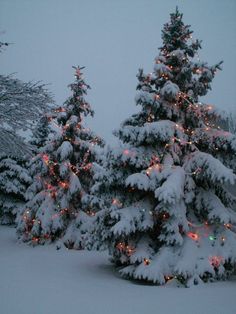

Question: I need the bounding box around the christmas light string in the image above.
[114,218,233,272]
[186,220,231,243]
[24,145,96,242]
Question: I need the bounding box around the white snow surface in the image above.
[0,226,236,314]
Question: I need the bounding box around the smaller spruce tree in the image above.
[17,66,104,246]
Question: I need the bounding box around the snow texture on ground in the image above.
[0,226,236,314]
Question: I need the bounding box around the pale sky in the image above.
[0,0,235,143]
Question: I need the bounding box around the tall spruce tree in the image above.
[17,66,104,245]
[92,8,236,286]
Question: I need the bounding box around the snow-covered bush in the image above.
[0,155,31,225]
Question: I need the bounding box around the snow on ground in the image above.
[0,226,236,314]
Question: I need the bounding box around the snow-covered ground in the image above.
[0,226,236,314]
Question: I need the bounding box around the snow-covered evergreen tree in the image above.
[17,66,103,246]
[93,8,236,286]
[0,154,31,225]
[82,146,114,250]
[30,116,51,149]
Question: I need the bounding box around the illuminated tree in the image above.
[17,66,104,245]
[93,8,236,286]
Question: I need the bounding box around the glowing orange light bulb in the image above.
[187,232,199,241]
[144,258,150,266]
